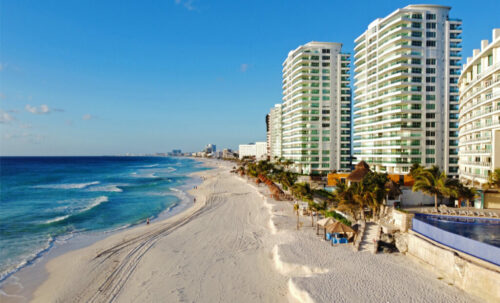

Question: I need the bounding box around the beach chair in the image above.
[459,210,467,216]
[326,233,332,241]
[466,211,475,216]
[448,209,457,215]
[491,212,499,218]
[332,238,339,245]
[340,238,348,244]
[440,209,449,215]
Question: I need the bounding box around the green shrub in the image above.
[324,210,351,226]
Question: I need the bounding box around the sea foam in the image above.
[36,181,100,190]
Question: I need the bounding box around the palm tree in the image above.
[409,163,423,179]
[293,203,300,230]
[456,184,477,208]
[488,168,500,188]
[412,165,451,209]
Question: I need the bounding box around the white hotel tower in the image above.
[281,42,351,174]
[458,29,500,186]
[353,5,461,176]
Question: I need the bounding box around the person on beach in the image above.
[146,218,150,225]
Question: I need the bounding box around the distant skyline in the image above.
[1,0,498,155]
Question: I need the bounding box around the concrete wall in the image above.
[392,210,414,232]
[400,188,435,206]
[407,233,500,303]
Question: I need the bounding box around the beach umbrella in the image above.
[316,217,336,237]
[325,221,355,235]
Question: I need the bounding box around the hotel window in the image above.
[322,123,330,127]
[426,149,435,154]
[411,41,422,47]
[426,13,436,20]
[426,122,436,127]
[426,41,436,47]
[426,76,436,82]
[426,140,435,145]
[426,113,435,119]
[426,22,436,29]
[426,158,435,164]
[322,69,330,73]
[322,62,330,67]
[426,67,436,74]
[488,54,493,66]
[426,86,435,92]
[411,13,422,19]
[477,63,481,74]
[426,58,436,65]
[426,104,435,110]
[322,76,330,80]
[412,31,422,37]
[322,49,330,54]
[426,31,436,38]
[322,56,330,60]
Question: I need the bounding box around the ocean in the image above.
[0,156,206,282]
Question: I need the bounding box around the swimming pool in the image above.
[414,214,500,248]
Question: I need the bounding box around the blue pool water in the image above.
[414,214,500,248]
[0,156,206,281]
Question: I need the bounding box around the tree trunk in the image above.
[434,194,438,209]
[311,212,314,227]
[296,212,300,230]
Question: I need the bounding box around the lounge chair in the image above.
[332,238,339,245]
[440,209,449,215]
[339,238,348,244]
[490,212,499,218]
[466,211,475,216]
[459,210,467,216]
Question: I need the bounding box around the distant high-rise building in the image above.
[459,28,500,186]
[281,41,351,174]
[353,4,462,176]
[268,104,282,161]
[204,144,216,154]
[266,114,271,158]
[239,142,267,160]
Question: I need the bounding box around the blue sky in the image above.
[0,0,498,155]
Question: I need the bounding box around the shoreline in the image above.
[0,158,211,303]
[1,158,482,302]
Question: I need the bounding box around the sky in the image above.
[0,0,498,155]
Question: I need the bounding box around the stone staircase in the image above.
[359,222,379,253]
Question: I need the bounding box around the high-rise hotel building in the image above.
[268,104,283,161]
[458,29,500,186]
[281,42,351,174]
[353,5,461,176]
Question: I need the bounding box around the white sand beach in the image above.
[25,159,480,302]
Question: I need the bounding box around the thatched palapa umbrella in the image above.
[316,217,336,237]
[325,222,355,245]
[347,161,371,183]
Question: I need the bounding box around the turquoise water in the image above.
[0,156,205,281]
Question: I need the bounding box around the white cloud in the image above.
[0,110,15,123]
[24,104,63,114]
[25,104,51,114]
[175,0,196,11]
[82,114,92,120]
[240,63,249,72]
